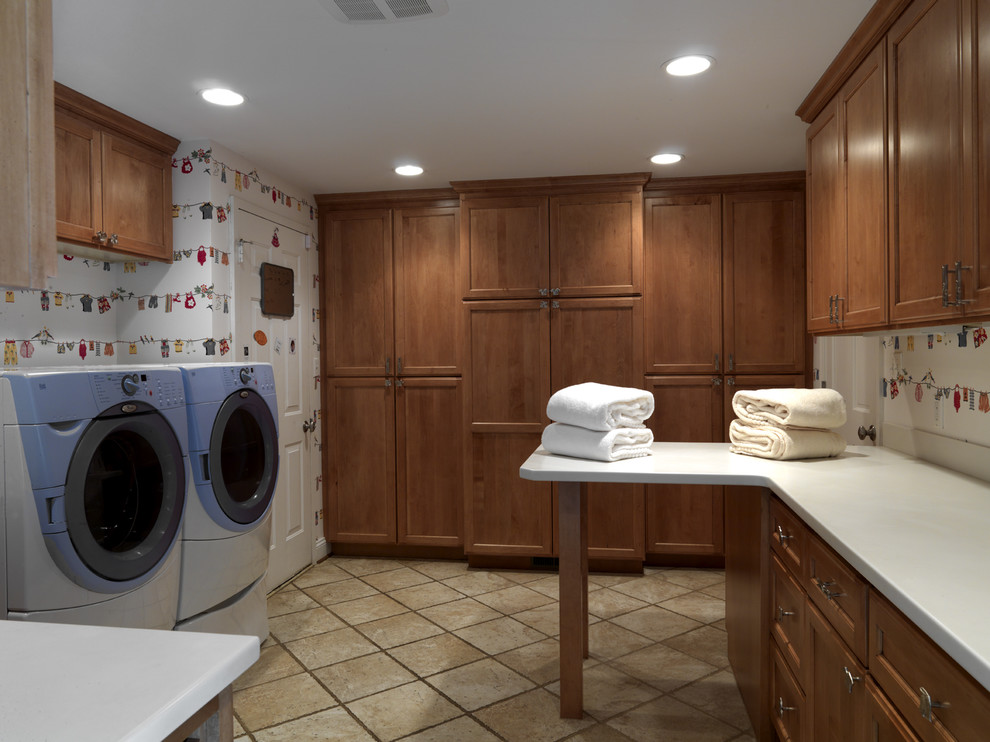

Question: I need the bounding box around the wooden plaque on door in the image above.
[260,262,294,318]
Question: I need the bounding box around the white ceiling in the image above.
[51,0,873,196]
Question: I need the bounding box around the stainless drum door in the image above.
[63,405,186,583]
[208,390,278,525]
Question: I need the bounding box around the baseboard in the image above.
[882,423,990,482]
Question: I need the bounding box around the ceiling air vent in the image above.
[320,0,449,24]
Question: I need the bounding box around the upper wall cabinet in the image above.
[452,173,649,300]
[54,83,179,262]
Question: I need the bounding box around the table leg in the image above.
[558,481,588,719]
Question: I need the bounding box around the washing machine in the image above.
[173,363,278,642]
[1,365,188,629]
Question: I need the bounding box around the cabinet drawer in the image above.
[870,591,990,742]
[771,552,808,685]
[806,532,869,663]
[771,640,807,741]
[770,498,807,577]
[868,677,922,742]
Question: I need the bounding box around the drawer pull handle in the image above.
[776,606,796,622]
[815,579,845,601]
[919,687,950,722]
[776,697,796,718]
[843,667,862,694]
[776,524,793,546]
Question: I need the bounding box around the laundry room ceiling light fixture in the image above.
[651,153,683,165]
[395,164,424,176]
[199,88,245,106]
[664,55,715,77]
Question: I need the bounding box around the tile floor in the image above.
[231,556,756,742]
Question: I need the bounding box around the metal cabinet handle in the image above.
[714,353,720,371]
[857,425,876,441]
[397,357,403,375]
[815,579,845,601]
[551,287,560,296]
[396,378,404,387]
[777,606,796,622]
[843,667,862,694]
[828,295,835,323]
[943,262,974,306]
[540,300,548,309]
[728,354,734,371]
[834,296,844,323]
[538,288,548,297]
[109,233,119,246]
[726,377,735,386]
[919,687,950,723]
[385,378,391,388]
[776,524,793,546]
[551,300,559,309]
[94,230,108,245]
[954,261,973,305]
[776,697,795,718]
[712,377,722,387]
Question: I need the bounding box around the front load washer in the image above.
[174,363,278,642]
[1,365,188,629]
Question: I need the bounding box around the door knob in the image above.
[303,418,316,433]
[857,425,876,441]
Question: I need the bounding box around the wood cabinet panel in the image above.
[809,603,870,741]
[975,0,990,313]
[771,552,809,687]
[644,194,722,373]
[396,378,463,547]
[54,111,101,244]
[326,378,396,544]
[868,678,923,742]
[723,191,805,375]
[807,532,870,665]
[770,497,808,579]
[806,101,845,332]
[771,640,808,741]
[100,133,172,258]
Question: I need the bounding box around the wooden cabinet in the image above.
[54,84,178,262]
[454,174,649,300]
[806,44,887,332]
[809,603,870,740]
[318,192,464,549]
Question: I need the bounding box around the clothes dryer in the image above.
[173,363,278,642]
[1,366,188,629]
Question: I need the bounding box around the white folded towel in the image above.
[731,388,847,430]
[729,419,846,461]
[546,382,655,431]
[542,422,654,462]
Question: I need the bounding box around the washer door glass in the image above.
[64,410,186,582]
[209,390,278,525]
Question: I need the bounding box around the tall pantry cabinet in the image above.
[318,190,464,550]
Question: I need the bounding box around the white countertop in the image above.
[0,621,258,741]
[520,443,990,692]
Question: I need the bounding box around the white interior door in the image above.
[232,202,319,589]
[813,335,881,445]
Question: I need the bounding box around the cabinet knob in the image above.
[538,288,548,297]
[711,377,721,387]
[919,687,950,723]
[109,233,119,246]
[94,230,108,244]
[551,287,560,296]
[843,666,862,694]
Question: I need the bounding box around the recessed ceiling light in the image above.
[651,153,683,165]
[395,165,424,176]
[199,88,245,106]
[664,55,714,77]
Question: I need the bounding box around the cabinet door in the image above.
[54,109,102,246]
[867,679,922,742]
[841,43,888,328]
[394,206,461,375]
[100,132,173,260]
[723,190,805,374]
[550,191,643,297]
[888,0,974,323]
[551,298,644,560]
[809,604,870,742]
[326,378,396,544]
[324,209,394,376]
[396,378,463,546]
[644,195,722,373]
[806,100,845,332]
[643,376,723,556]
[973,0,990,313]
[459,196,548,299]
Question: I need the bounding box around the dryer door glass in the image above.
[64,409,186,582]
[210,390,278,525]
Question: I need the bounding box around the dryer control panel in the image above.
[91,370,186,410]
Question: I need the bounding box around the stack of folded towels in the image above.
[729,388,847,461]
[541,382,655,462]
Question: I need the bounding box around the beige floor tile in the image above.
[612,643,718,694]
[268,606,346,643]
[512,601,561,636]
[588,573,641,588]
[354,611,445,649]
[474,688,594,742]
[700,581,726,600]
[267,587,319,617]
[610,605,703,643]
[454,616,547,655]
[399,715,502,742]
[587,621,654,661]
[291,562,352,590]
[610,574,693,603]
[497,569,554,584]
[233,673,336,732]
[303,578,379,606]
[525,575,561,599]
[361,566,433,592]
[252,706,375,742]
[441,570,517,597]
[546,663,661,721]
[388,632,485,677]
[417,597,502,631]
[427,657,535,711]
[333,557,405,577]
[566,722,641,742]
[607,695,738,742]
[672,669,754,732]
[495,637,562,685]
[406,560,471,580]
[313,652,416,702]
[662,569,726,590]
[587,588,650,619]
[659,592,728,624]
[286,626,379,670]
[330,593,407,625]
[663,625,730,668]
[347,681,461,741]
[472,584,556,614]
[389,581,464,611]
[234,644,305,691]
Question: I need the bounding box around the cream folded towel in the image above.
[732,388,847,429]
[541,422,654,462]
[729,419,846,461]
[546,382,655,431]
